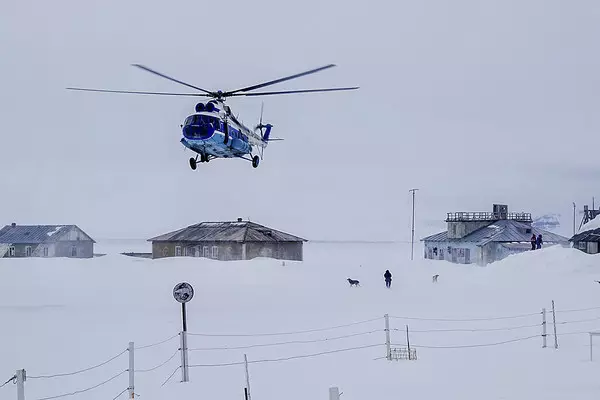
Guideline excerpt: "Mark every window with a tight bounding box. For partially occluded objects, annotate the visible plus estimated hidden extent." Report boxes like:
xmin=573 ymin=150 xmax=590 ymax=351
xmin=175 ymin=246 xmax=182 ymax=257
xmin=43 ymin=247 xmax=49 ymax=257
xmin=203 ymin=246 xmax=209 ymax=257
xmin=71 ymin=247 xmax=77 ymax=257
xmin=184 ymin=247 xmax=189 ymax=256
xmin=162 ymin=247 xmax=169 ymax=257
xmin=26 ymin=246 xmax=32 ymax=257
xmin=9 ymin=247 xmax=15 ymax=257
xmin=211 ymin=246 xmax=218 ymax=259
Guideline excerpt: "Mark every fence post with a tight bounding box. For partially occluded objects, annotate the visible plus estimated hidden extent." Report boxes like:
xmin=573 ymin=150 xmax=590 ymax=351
xmin=16 ymin=369 xmax=25 ymax=400
xmin=128 ymin=342 xmax=135 ymax=399
xmin=384 ymin=314 xmax=391 ymax=361
xmin=244 ymin=354 xmax=252 ymax=400
xmin=542 ymin=308 xmax=547 ymax=348
xmin=180 ymin=331 xmax=189 ymax=382
xmin=406 ymin=325 xmax=411 ymax=360
xmin=329 ymin=387 xmax=340 ymax=400
xmin=552 ymin=300 xmax=558 ymax=349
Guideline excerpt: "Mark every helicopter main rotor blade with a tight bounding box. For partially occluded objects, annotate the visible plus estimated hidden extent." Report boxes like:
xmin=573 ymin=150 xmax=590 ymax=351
xmin=224 ymin=64 xmax=337 ymax=96
xmin=131 ymin=64 xmax=215 ymax=96
xmin=229 ymin=87 xmax=359 ymax=97
xmin=66 ymin=87 xmax=212 ymax=96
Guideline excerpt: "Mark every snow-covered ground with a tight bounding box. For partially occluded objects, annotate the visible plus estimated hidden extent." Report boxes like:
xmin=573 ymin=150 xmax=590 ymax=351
xmin=2 ymin=242 xmax=600 ymax=400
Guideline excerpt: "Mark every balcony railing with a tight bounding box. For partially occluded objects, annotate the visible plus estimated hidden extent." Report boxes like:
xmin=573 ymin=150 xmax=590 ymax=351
xmin=445 ymin=212 xmax=532 ymax=222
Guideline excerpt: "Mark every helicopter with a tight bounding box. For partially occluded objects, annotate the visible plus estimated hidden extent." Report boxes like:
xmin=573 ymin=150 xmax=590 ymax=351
xmin=66 ymin=64 xmax=358 ymax=169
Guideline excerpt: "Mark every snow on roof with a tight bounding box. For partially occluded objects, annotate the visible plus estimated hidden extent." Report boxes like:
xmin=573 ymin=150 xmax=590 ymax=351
xmin=579 ymin=217 xmax=600 ymax=233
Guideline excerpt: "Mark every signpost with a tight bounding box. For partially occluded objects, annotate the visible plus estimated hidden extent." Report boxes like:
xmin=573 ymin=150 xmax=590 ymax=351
xmin=173 ymin=282 xmax=194 ymax=382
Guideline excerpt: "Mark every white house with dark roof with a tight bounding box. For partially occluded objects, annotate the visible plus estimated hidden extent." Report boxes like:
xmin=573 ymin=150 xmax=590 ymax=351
xmin=148 ymin=218 xmax=307 ymax=261
xmin=421 ymin=204 xmax=569 ymax=266
xmin=0 ymin=223 xmax=95 ymax=258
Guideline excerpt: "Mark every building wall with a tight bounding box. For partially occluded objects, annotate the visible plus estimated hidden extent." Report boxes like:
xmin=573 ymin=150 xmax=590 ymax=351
xmin=152 ymin=241 xmax=303 ymax=261
xmin=424 ymin=241 xmax=480 ymax=265
xmin=1 ymin=241 xmax=93 ymax=258
xmin=245 ymin=242 xmax=303 ymax=261
xmin=152 ymin=241 xmax=243 ymax=260
xmin=447 ymin=221 xmax=491 ymax=239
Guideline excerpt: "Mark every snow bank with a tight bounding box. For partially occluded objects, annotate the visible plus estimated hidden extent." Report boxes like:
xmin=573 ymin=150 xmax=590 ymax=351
xmin=1 ymin=242 xmax=600 ymax=400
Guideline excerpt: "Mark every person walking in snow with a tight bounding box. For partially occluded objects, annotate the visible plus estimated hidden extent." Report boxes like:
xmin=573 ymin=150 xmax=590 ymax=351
xmin=384 ymin=270 xmax=392 ymax=288
xmin=536 ymin=234 xmax=543 ymax=249
xmin=531 ymin=234 xmax=537 ymax=250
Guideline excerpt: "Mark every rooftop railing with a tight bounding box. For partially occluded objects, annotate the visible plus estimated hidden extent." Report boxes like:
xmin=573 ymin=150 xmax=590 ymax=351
xmin=445 ymin=212 xmax=532 ymax=222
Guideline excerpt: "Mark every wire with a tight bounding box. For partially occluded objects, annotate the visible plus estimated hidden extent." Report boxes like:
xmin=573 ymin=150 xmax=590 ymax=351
xmin=391 ymin=335 xmax=539 ymax=349
xmin=249 ymin=343 xmax=383 ymax=363
xmin=161 ymin=366 xmax=180 ymax=387
xmin=33 ymin=370 xmax=127 ymax=400
xmin=187 ymin=317 xmax=382 ymax=337
xmin=188 ymin=330 xmax=382 ymax=351
xmin=188 ymin=343 xmax=383 ymax=368
xmin=389 ymin=312 xmax=540 ymax=322
xmin=395 ymin=323 xmax=542 ymax=333
xmin=111 ymin=388 xmax=128 ymax=400
xmin=554 ymin=306 xmax=600 ymax=314
xmin=0 ymin=375 xmax=16 ymax=388
xmin=135 ymin=350 xmax=179 ymax=373
xmin=558 ymin=316 xmax=600 ymax=325
xmin=28 ymin=349 xmax=128 ymax=380
xmin=135 ymin=333 xmax=180 ymax=350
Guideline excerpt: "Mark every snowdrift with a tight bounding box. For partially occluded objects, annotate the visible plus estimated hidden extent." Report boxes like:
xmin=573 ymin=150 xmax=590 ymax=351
xmin=1 ymin=242 xmax=600 ymax=400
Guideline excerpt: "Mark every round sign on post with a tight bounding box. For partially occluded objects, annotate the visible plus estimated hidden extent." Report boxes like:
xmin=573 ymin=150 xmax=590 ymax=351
xmin=173 ymin=282 xmax=194 ymax=303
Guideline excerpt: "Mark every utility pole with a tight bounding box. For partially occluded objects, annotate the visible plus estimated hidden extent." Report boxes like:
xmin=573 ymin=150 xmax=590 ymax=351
xmin=573 ymin=202 xmax=576 ymax=236
xmin=409 ymin=189 xmax=419 ymax=260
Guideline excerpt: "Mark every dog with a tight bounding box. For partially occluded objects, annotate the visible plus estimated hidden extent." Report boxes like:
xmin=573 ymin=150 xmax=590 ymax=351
xmin=432 ymin=274 xmax=439 ymax=283
xmin=347 ymin=278 xmax=360 ymax=287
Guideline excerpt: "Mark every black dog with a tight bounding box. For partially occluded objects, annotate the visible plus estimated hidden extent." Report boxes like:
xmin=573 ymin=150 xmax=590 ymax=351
xmin=347 ymin=278 xmax=360 ymax=287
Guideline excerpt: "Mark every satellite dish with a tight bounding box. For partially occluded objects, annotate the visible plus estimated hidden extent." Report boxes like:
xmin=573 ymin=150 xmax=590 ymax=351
xmin=173 ymin=282 xmax=194 ymax=303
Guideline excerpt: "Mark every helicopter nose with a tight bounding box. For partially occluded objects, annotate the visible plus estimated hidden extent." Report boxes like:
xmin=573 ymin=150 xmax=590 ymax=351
xmin=183 ymin=123 xmax=215 ymax=140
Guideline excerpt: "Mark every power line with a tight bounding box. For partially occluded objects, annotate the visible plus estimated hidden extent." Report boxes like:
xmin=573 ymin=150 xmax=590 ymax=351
xmin=394 ymin=322 xmax=542 ymax=333
xmin=187 ymin=317 xmax=382 ymax=337
xmin=188 ymin=330 xmax=382 ymax=351
xmin=135 ymin=333 xmax=180 ymax=350
xmin=161 ymin=366 xmax=180 ymax=387
xmin=389 ymin=311 xmax=540 ymax=322
xmin=391 ymin=335 xmax=539 ymax=349
xmin=33 ymin=370 xmax=127 ymax=400
xmin=135 ymin=349 xmax=179 ymax=373
xmin=0 ymin=375 xmax=16 ymax=388
xmin=28 ymin=349 xmax=128 ymax=380
xmin=111 ymin=388 xmax=128 ymax=400
xmin=188 ymin=343 xmax=383 ymax=368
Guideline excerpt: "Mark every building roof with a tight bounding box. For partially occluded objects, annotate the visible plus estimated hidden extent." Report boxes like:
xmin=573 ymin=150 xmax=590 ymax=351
xmin=0 ymin=224 xmax=96 ymax=244
xmin=421 ymin=219 xmax=569 ymax=246
xmin=570 ymin=227 xmax=600 ymax=243
xmin=148 ymin=220 xmax=307 ymax=243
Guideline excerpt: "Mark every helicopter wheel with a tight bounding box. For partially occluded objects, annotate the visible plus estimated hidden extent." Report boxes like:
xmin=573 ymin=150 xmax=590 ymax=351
xmin=252 ymin=155 xmax=260 ymax=168
xmin=189 ymin=157 xmax=197 ymax=170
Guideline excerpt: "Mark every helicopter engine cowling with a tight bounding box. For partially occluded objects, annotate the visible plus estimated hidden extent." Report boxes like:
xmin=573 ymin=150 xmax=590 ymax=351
xmin=195 ymin=102 xmax=205 ymax=112
xmin=205 ymin=102 xmax=215 ymax=112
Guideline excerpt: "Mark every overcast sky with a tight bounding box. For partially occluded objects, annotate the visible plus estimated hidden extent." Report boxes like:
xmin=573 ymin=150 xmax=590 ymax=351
xmin=1 ymin=0 xmax=598 ymax=241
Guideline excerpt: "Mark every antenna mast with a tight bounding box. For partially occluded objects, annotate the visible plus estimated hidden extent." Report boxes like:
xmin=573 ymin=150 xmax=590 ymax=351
xmin=409 ymin=189 xmax=419 ymax=261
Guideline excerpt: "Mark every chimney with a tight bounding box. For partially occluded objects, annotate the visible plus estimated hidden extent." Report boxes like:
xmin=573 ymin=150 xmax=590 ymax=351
xmin=11 ymin=222 xmax=16 ymax=227
xmin=237 ymin=218 xmax=243 ymax=222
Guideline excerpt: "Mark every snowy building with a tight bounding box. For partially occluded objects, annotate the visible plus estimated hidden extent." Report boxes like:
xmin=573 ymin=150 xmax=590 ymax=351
xmin=148 ymin=218 xmax=307 ymax=261
xmin=0 ymin=223 xmax=95 ymax=258
xmin=570 ymin=217 xmax=600 ymax=255
xmin=421 ymin=204 xmax=569 ymax=266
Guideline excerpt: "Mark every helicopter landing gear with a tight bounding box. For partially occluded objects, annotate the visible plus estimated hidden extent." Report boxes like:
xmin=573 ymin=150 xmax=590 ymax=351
xmin=189 ymin=157 xmax=197 ymax=170
xmin=252 ymin=155 xmax=260 ymax=168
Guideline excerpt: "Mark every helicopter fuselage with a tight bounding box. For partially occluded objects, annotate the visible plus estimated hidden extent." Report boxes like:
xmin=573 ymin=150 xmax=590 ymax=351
xmin=180 ymin=101 xmax=269 ymax=167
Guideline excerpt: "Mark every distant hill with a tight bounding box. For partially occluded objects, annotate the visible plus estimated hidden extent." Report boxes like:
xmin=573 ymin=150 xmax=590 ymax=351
xmin=532 ymin=213 xmax=561 ymax=231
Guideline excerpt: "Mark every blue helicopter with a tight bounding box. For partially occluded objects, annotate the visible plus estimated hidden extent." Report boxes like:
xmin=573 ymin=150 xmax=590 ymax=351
xmin=67 ymin=64 xmax=358 ymax=169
